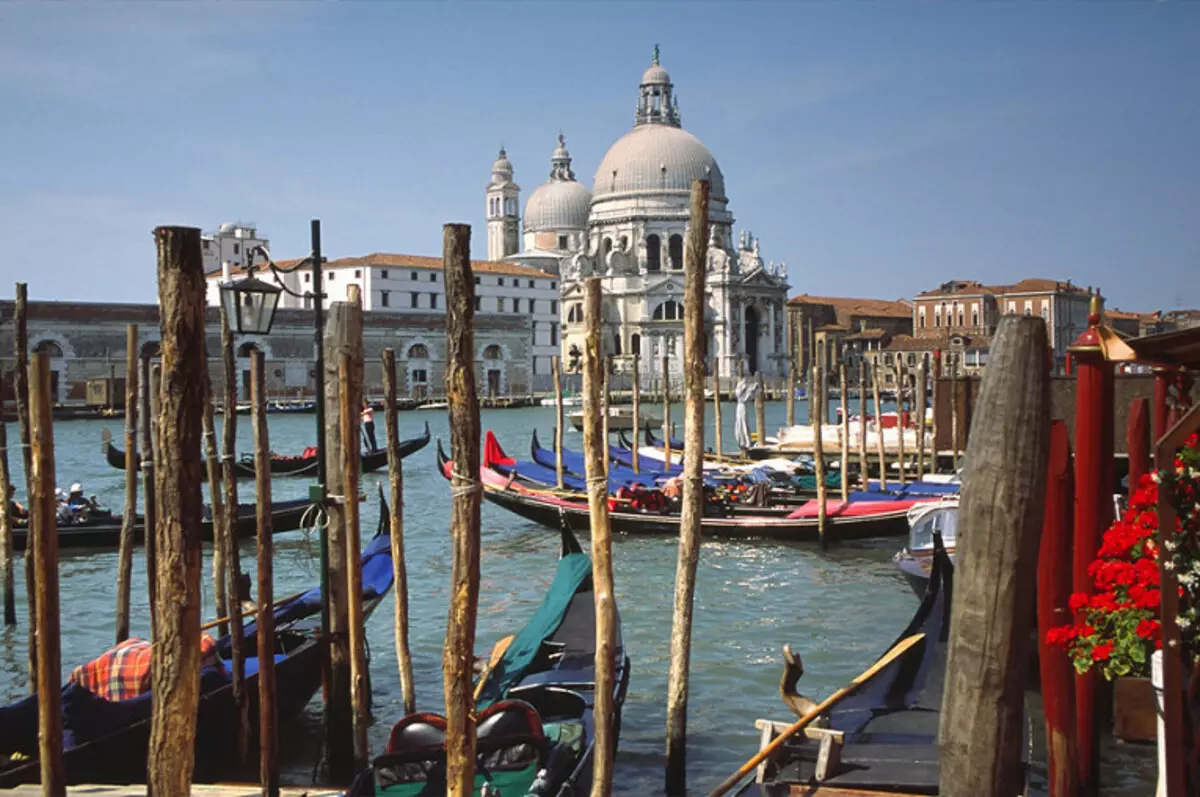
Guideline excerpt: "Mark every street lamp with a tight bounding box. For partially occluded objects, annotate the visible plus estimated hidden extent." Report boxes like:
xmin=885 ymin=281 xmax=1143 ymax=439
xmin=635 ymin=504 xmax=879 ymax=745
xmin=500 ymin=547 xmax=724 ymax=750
xmin=219 ymin=272 xmax=282 ymax=335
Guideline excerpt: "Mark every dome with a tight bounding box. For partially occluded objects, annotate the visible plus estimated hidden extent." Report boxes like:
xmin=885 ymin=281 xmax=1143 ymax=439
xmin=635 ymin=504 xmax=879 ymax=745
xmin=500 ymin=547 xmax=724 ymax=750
xmin=592 ymin=124 xmax=726 ymax=199
xmin=490 ymin=147 xmax=513 ymax=185
xmin=641 ymin=63 xmax=671 ymax=85
xmin=524 ymin=180 xmax=592 ymax=232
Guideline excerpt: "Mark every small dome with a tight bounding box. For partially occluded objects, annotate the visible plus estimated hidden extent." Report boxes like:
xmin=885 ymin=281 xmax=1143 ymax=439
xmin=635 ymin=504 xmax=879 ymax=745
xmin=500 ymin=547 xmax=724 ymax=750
xmin=490 ymin=147 xmax=513 ymax=185
xmin=641 ymin=63 xmax=671 ymax=85
xmin=524 ymin=180 xmax=592 ymax=232
xmin=592 ymin=124 xmax=725 ymax=199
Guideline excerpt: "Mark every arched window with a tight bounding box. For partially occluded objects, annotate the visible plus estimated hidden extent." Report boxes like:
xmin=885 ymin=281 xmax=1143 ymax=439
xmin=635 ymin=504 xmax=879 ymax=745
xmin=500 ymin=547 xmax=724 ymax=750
xmin=33 ymin=340 xmax=63 ymax=358
xmin=619 ymin=235 xmax=629 ymax=252
xmin=631 ymin=333 xmax=641 ymax=357
xmin=236 ymin=341 xmax=259 ymax=358
xmin=567 ymin=303 xmax=584 ymax=323
xmin=668 ymin=234 xmax=684 ymax=269
xmin=646 ymin=235 xmax=661 ymax=272
xmin=653 ymin=301 xmax=682 ymax=321
xmin=613 ymin=334 xmax=622 ymax=356
xmin=483 ymin=345 xmax=504 ymax=361
xmin=408 ymin=344 xmax=429 ymax=359
xmin=603 ymin=238 xmax=613 ymax=256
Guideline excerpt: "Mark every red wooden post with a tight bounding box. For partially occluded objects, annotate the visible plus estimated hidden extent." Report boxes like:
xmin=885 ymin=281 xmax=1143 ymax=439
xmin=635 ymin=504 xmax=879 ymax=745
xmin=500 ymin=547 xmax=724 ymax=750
xmin=1037 ymin=420 xmax=1078 ymax=797
xmin=1153 ymin=367 xmax=1172 ymax=442
xmin=1126 ymin=397 xmax=1150 ymax=490
xmin=1066 ymin=296 xmax=1113 ymax=797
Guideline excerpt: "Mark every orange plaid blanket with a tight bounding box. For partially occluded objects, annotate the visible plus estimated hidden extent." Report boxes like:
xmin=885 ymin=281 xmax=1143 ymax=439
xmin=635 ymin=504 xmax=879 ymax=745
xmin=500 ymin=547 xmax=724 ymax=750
xmin=69 ymin=635 xmax=225 ymax=701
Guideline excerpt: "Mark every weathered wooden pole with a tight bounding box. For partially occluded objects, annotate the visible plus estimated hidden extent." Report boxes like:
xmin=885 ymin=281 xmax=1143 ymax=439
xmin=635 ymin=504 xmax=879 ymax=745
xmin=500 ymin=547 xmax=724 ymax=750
xmin=712 ymin=370 xmax=723 ymax=459
xmin=812 ymin=363 xmax=828 ymax=548
xmin=950 ymin=353 xmax=960 ymax=471
xmin=338 ymin=351 xmax=369 ymax=774
xmin=115 ymin=324 xmax=140 ymax=643
xmin=805 ymin=317 xmax=814 ymax=424
xmin=0 ymin=391 xmax=13 ymax=627
xmin=443 ymin=224 xmax=482 ymax=797
xmin=250 ymin=348 xmax=279 ymax=797
xmin=1067 ymin=297 xmax=1113 ymax=797
xmin=323 ymin=285 xmax=365 ymax=782
xmin=754 ymin=370 xmax=766 ymax=445
xmin=631 ymin=354 xmax=642 ymax=473
xmin=602 ymin=355 xmax=612 ymax=476
xmin=580 ymin=278 xmax=618 ymax=797
xmin=1126 ymin=397 xmax=1150 ymax=489
xmin=786 ymin=360 xmax=796 ymax=428
xmin=839 ymin=362 xmax=849 ymax=502
xmin=148 ymin=225 xmax=209 ymax=796
xmin=872 ymin=360 xmax=887 ymax=490
xmin=382 ymin=349 xmax=416 ymax=715
xmin=14 ymin=282 xmax=36 ymax=689
xmin=916 ymin=363 xmax=928 ymax=480
xmin=1037 ymin=420 xmax=1079 ymax=797
xmin=665 ymin=179 xmax=709 ymax=795
xmin=552 ymin=355 xmax=565 ymax=488
xmin=895 ymin=360 xmax=907 ymax=485
xmin=145 ymin=360 xmax=161 ymax=639
xmin=29 ymin=352 xmax=65 ymax=794
xmin=858 ymin=357 xmax=868 ymax=489
xmin=217 ymin=302 xmax=248 ymax=764
xmin=201 ymin=394 xmax=227 ymax=640
xmin=662 ymin=353 xmax=672 ymax=466
xmin=931 ymin=349 xmax=942 ymax=471
xmin=939 ymin=316 xmax=1049 ymax=797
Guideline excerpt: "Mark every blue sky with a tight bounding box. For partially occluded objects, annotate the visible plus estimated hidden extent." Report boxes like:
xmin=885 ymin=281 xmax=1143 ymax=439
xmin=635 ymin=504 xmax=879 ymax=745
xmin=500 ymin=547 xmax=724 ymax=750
xmin=1 ymin=2 xmax=1196 ymax=312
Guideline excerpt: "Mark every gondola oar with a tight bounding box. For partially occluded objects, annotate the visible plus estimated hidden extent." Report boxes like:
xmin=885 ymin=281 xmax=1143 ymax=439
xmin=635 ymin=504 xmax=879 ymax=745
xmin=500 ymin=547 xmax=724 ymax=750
xmin=199 ymin=588 xmax=308 ymax=633
xmin=473 ymin=634 xmax=515 ymax=703
xmin=707 ymin=632 xmax=926 ymax=797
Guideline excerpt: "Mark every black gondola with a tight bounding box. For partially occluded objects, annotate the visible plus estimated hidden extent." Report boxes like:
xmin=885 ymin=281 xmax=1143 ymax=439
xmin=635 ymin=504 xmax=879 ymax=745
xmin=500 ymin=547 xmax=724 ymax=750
xmin=735 ymin=537 xmax=959 ymax=795
xmin=0 ymin=498 xmax=396 ymax=787
xmin=345 ymin=519 xmax=630 ymax=797
xmin=102 ymin=421 xmax=430 ymax=478
xmin=8 ymin=497 xmax=313 ymax=552
xmin=437 ymin=441 xmax=913 ymax=542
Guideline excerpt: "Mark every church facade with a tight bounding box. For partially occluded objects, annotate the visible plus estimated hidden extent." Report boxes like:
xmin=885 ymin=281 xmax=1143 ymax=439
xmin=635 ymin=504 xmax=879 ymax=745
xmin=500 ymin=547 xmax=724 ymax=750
xmin=487 ymin=51 xmax=790 ymax=378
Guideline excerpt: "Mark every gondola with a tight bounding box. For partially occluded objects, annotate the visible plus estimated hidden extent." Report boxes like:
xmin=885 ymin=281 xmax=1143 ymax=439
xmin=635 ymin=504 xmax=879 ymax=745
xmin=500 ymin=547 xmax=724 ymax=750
xmin=0 ymin=497 xmax=396 ymax=787
xmin=102 ymin=421 xmax=430 ymax=477
xmin=893 ymin=499 xmax=959 ymax=597
xmin=8 ymin=497 xmax=313 ymax=552
xmin=735 ymin=536 xmax=956 ymax=795
xmin=529 ymin=430 xmax=667 ymax=488
xmin=438 ymin=441 xmax=917 ymax=542
xmin=345 ymin=518 xmax=630 ymax=797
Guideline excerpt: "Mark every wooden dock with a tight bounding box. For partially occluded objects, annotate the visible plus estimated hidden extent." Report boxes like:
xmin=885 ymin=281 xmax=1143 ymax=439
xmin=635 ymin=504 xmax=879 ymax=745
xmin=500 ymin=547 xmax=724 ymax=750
xmin=5 ymin=786 xmax=342 ymax=796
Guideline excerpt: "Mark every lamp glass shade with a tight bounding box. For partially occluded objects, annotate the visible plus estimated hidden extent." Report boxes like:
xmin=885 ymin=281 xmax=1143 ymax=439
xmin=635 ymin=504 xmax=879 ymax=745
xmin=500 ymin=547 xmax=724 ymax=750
xmin=220 ymin=275 xmax=282 ymax=335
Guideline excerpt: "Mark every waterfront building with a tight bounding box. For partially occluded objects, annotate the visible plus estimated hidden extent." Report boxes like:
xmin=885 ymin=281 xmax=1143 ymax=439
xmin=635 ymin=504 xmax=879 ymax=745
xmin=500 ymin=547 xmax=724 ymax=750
xmin=0 ymin=300 xmax=532 ymax=406
xmin=201 ymin=222 xmax=267 ymax=277
xmin=786 ymin=295 xmax=913 ymax=381
xmin=495 ymin=50 xmax=791 ymax=378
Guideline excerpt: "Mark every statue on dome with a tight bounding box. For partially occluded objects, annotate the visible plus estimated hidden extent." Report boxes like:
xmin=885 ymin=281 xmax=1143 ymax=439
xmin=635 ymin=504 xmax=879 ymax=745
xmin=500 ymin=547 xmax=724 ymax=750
xmin=653 ymin=44 xmax=660 ymax=66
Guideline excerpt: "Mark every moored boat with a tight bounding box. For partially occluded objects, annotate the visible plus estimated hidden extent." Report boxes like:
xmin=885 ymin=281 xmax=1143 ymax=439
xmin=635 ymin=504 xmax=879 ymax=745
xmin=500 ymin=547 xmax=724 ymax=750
xmin=893 ymin=499 xmax=959 ymax=596
xmin=102 ymin=421 xmax=430 ymax=478
xmin=345 ymin=521 xmax=630 ymax=797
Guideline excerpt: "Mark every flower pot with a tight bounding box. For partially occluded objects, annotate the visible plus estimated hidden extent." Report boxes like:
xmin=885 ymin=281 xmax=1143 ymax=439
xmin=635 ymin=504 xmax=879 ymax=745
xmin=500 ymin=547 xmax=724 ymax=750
xmin=1113 ymin=672 xmax=1159 ymax=743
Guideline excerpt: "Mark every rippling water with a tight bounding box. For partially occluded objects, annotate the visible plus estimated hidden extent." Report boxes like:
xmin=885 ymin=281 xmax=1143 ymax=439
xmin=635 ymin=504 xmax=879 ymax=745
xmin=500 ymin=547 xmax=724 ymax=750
xmin=3 ymin=399 xmax=1150 ymax=794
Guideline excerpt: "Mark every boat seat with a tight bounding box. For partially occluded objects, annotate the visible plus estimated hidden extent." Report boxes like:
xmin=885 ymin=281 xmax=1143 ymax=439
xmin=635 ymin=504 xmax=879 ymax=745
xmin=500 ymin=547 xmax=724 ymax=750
xmin=385 ymin=712 xmax=448 ymax=756
xmin=511 ymin=666 xmax=596 ymax=695
xmin=505 ymin=684 xmax=587 ymax=724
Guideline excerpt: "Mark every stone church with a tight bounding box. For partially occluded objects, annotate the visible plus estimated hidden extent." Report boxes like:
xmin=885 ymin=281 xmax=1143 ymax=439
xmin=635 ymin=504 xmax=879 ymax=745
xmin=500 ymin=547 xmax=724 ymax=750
xmin=487 ymin=50 xmax=790 ymax=378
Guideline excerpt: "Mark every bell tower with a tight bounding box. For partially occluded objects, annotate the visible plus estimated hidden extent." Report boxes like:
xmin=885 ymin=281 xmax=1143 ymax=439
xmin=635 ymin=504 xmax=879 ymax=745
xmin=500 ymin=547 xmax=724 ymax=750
xmin=486 ymin=147 xmax=520 ymax=260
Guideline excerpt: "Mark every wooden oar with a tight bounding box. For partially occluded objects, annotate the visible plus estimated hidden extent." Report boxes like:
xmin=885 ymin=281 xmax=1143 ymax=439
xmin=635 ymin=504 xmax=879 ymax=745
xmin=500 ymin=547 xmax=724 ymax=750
xmin=472 ymin=634 xmax=515 ymax=703
xmin=200 ymin=588 xmax=308 ymax=632
xmin=707 ymin=632 xmax=926 ymax=797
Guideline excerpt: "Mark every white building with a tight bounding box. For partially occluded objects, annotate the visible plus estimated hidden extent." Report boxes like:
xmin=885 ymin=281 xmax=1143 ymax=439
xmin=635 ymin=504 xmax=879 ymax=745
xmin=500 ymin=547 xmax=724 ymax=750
xmin=493 ymin=50 xmax=790 ymax=378
xmin=201 ymin=222 xmax=267 ymax=276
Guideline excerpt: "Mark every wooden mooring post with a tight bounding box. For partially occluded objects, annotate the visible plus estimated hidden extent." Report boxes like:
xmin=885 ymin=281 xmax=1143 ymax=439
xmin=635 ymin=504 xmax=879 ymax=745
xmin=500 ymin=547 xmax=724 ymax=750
xmin=338 ymin=349 xmax=369 ymax=774
xmin=931 ymin=350 xmax=942 ymax=471
xmin=839 ymin=363 xmax=849 ymax=502
xmin=712 ymin=370 xmax=723 ymax=459
xmin=895 ymin=360 xmax=907 ymax=485
xmin=786 ymin=361 xmax=796 ymax=428
xmin=14 ymin=282 xmax=36 ymax=689
xmin=201 ymin=394 xmax=227 ymax=640
xmin=323 ymin=284 xmax=365 ymax=782
xmin=631 ymin=354 xmax=641 ymax=473
xmin=553 ymin=355 xmax=565 ymax=489
xmin=916 ymin=363 xmax=927 ymax=480
xmin=858 ymin=357 xmax=868 ymax=489
xmin=950 ymin=354 xmax=960 ymax=471
xmin=811 ymin=363 xmax=828 ymax=548
xmin=872 ymin=360 xmax=887 ymax=491
xmin=250 ymin=349 xmax=280 ymax=797
xmin=115 ymin=324 xmax=140 ymax=643
xmin=382 ymin=349 xmax=416 ymax=715
xmin=662 ymin=354 xmax=672 ymax=467
xmin=442 ymin=223 xmax=482 ymax=797
xmin=148 ymin=225 xmax=209 ymax=796
xmin=754 ymin=370 xmax=766 ymax=445
xmin=1037 ymin=420 xmax=1078 ymax=797
xmin=602 ymin=355 xmax=612 ymax=476
xmin=581 ymin=278 xmax=618 ymax=797
xmin=939 ymin=316 xmax=1049 ymax=797
xmin=218 ymin=301 xmax=248 ymax=764
xmin=0 ymin=387 xmax=13 ymax=627
xmin=664 ymin=179 xmax=709 ymax=794
xmin=30 ymin=352 xmax=65 ymax=793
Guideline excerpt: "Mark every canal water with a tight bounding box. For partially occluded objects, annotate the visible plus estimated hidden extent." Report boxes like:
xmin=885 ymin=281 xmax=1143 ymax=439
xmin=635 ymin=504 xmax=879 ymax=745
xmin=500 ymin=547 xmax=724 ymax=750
xmin=0 ymin=400 xmax=1154 ymax=794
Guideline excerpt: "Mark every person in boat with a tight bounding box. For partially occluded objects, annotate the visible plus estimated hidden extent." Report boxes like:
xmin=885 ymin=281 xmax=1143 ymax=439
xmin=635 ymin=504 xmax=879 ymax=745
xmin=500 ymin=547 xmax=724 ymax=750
xmin=7 ymin=485 xmax=27 ymax=522
xmin=68 ymin=633 xmax=225 ymax=701
xmin=361 ymin=400 xmax=377 ymax=452
xmin=63 ymin=483 xmax=95 ymax=523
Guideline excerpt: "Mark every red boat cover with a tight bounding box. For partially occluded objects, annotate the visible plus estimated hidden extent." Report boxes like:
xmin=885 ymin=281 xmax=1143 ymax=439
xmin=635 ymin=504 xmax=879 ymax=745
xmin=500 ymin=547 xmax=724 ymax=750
xmin=483 ymin=431 xmax=515 ymax=469
xmin=68 ymin=634 xmax=224 ymax=701
xmin=785 ymin=498 xmax=930 ymax=519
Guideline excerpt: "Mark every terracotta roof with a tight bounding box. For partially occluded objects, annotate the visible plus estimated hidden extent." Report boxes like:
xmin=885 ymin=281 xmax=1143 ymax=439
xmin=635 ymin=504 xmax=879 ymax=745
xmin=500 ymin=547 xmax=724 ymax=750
xmin=884 ymin=333 xmax=991 ymax=352
xmin=917 ymin=278 xmax=1090 ymax=298
xmin=844 ymin=328 xmax=888 ymax=341
xmin=815 ymin=323 xmax=849 ymax=333
xmin=207 ymin=252 xmax=555 ymax=280
xmin=787 ymin=294 xmax=912 ymax=318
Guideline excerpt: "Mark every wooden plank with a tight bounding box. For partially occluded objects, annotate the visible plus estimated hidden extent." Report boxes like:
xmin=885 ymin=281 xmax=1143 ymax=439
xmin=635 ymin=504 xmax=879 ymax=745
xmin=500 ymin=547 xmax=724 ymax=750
xmin=442 ymin=223 xmax=482 ymax=797
xmin=250 ymin=349 xmax=279 ymax=797
xmin=116 ymin=323 xmax=140 ymax=643
xmin=148 ymin=225 xmax=208 ymax=796
xmin=665 ymin=178 xmax=709 ymax=795
xmin=938 ymin=316 xmax=1049 ymax=797
xmin=382 ymin=348 xmax=415 ymax=715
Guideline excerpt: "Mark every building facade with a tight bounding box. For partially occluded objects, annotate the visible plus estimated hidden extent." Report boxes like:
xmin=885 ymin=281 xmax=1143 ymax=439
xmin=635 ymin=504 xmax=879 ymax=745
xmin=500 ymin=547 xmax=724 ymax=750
xmin=494 ymin=51 xmax=790 ymax=378
xmin=787 ymin=295 xmax=913 ymax=380
xmin=202 ymin=222 xmax=268 ymax=277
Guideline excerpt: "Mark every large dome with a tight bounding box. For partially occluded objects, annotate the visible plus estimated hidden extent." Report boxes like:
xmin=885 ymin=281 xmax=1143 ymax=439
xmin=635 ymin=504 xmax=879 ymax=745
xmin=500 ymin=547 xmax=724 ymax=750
xmin=524 ymin=179 xmax=592 ymax=232
xmin=592 ymin=124 xmax=726 ymax=200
